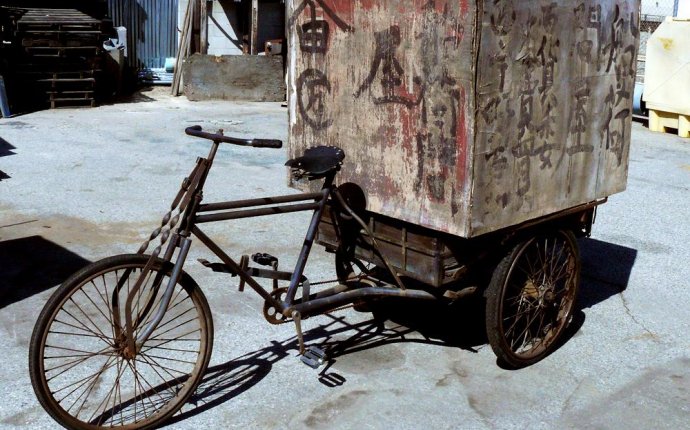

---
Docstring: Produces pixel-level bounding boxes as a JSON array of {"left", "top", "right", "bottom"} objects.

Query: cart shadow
[
  {"left": 0, "top": 235, "right": 91, "bottom": 308},
  {"left": 577, "top": 237, "right": 638, "bottom": 310},
  {"left": 510, "top": 237, "right": 638, "bottom": 370},
  {"left": 168, "top": 296, "right": 488, "bottom": 425}
]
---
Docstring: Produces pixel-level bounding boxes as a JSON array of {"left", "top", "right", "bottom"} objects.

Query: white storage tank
[{"left": 643, "top": 17, "right": 690, "bottom": 138}]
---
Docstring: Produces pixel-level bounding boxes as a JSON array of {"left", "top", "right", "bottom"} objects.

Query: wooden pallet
[
  {"left": 1, "top": 7, "right": 104, "bottom": 111},
  {"left": 649, "top": 109, "right": 690, "bottom": 138},
  {"left": 25, "top": 46, "right": 100, "bottom": 57},
  {"left": 14, "top": 67, "right": 98, "bottom": 79},
  {"left": 14, "top": 12, "right": 102, "bottom": 34},
  {"left": 49, "top": 92, "right": 95, "bottom": 109}
]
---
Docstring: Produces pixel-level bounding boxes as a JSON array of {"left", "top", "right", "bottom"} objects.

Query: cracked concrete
[
  {"left": 618, "top": 292, "right": 659, "bottom": 341},
  {"left": 1, "top": 87, "right": 689, "bottom": 429}
]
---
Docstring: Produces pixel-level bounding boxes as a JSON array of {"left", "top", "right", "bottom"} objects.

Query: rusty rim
[
  {"left": 496, "top": 231, "right": 579, "bottom": 362},
  {"left": 32, "top": 258, "right": 211, "bottom": 429}
]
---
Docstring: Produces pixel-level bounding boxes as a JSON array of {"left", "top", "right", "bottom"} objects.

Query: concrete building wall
[
  {"left": 207, "top": 0, "right": 244, "bottom": 55},
  {"left": 177, "top": 0, "right": 285, "bottom": 56},
  {"left": 178, "top": 0, "right": 244, "bottom": 55}
]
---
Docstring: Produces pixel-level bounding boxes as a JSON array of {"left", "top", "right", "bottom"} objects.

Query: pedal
[
  {"left": 252, "top": 252, "right": 278, "bottom": 267},
  {"left": 238, "top": 255, "right": 249, "bottom": 292},
  {"left": 300, "top": 346, "right": 327, "bottom": 369}
]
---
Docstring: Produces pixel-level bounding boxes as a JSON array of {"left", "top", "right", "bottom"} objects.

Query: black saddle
[{"left": 285, "top": 146, "right": 345, "bottom": 180}]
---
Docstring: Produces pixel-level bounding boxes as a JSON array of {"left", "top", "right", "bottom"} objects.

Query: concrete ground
[{"left": 1, "top": 88, "right": 689, "bottom": 429}]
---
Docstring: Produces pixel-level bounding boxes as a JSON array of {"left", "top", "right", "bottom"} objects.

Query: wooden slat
[
  {"left": 250, "top": 0, "right": 258, "bottom": 55},
  {"left": 37, "top": 78, "right": 96, "bottom": 83},
  {"left": 200, "top": 0, "right": 208, "bottom": 54}
]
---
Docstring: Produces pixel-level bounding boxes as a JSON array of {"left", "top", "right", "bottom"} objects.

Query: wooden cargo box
[{"left": 287, "top": 0, "right": 639, "bottom": 238}]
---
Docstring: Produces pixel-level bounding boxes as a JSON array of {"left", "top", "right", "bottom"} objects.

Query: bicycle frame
[{"left": 122, "top": 130, "right": 436, "bottom": 355}]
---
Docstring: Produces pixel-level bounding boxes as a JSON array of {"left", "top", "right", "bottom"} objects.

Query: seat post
[{"left": 321, "top": 171, "right": 337, "bottom": 190}]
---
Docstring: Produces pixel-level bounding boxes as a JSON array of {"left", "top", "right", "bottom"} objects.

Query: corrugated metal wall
[{"left": 107, "top": 0, "right": 178, "bottom": 69}]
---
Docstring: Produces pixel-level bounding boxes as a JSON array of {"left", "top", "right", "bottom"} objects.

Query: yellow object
[
  {"left": 644, "top": 18, "right": 690, "bottom": 138},
  {"left": 649, "top": 109, "right": 690, "bottom": 138}
]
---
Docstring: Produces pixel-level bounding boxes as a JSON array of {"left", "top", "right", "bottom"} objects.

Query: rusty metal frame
[
  {"left": 118, "top": 124, "right": 602, "bottom": 358},
  {"left": 124, "top": 127, "right": 433, "bottom": 354}
]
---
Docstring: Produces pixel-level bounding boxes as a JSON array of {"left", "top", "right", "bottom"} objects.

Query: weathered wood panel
[
  {"left": 287, "top": 0, "right": 476, "bottom": 236},
  {"left": 471, "top": 0, "right": 638, "bottom": 236},
  {"left": 287, "top": 0, "right": 639, "bottom": 238},
  {"left": 183, "top": 54, "right": 285, "bottom": 102}
]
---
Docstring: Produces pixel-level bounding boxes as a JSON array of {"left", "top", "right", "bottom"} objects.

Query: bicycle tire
[
  {"left": 29, "top": 254, "right": 214, "bottom": 430},
  {"left": 485, "top": 230, "right": 580, "bottom": 369}
]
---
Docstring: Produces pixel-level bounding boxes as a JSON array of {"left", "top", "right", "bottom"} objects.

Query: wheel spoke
[
  {"left": 61, "top": 354, "right": 118, "bottom": 413},
  {"left": 135, "top": 353, "right": 182, "bottom": 397},
  {"left": 44, "top": 345, "right": 113, "bottom": 375},
  {"left": 510, "top": 295, "right": 544, "bottom": 351},
  {"left": 33, "top": 257, "right": 209, "bottom": 429},
  {"left": 88, "top": 356, "right": 128, "bottom": 425},
  {"left": 147, "top": 316, "right": 200, "bottom": 341},
  {"left": 79, "top": 285, "right": 114, "bottom": 332},
  {"left": 488, "top": 231, "right": 580, "bottom": 367},
  {"left": 56, "top": 308, "right": 113, "bottom": 347},
  {"left": 135, "top": 283, "right": 184, "bottom": 333},
  {"left": 65, "top": 298, "right": 113, "bottom": 346},
  {"left": 128, "top": 358, "right": 172, "bottom": 412},
  {"left": 136, "top": 353, "right": 193, "bottom": 377}
]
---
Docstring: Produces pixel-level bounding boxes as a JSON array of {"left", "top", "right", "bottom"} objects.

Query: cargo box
[{"left": 287, "top": 0, "right": 639, "bottom": 238}]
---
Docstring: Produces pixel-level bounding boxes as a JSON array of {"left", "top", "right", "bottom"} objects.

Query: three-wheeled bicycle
[{"left": 29, "top": 125, "right": 598, "bottom": 429}]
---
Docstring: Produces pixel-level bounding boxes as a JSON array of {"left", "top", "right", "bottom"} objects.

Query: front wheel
[
  {"left": 485, "top": 230, "right": 580, "bottom": 369},
  {"left": 29, "top": 254, "right": 214, "bottom": 430}
]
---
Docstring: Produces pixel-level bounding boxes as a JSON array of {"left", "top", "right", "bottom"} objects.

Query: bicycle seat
[{"left": 286, "top": 146, "right": 345, "bottom": 180}]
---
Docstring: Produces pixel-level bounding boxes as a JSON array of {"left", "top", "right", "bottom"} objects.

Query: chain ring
[{"left": 263, "top": 287, "right": 291, "bottom": 325}]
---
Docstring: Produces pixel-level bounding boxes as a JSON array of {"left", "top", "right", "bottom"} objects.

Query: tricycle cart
[{"left": 28, "top": 0, "right": 639, "bottom": 429}]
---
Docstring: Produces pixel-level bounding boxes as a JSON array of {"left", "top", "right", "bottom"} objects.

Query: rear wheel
[
  {"left": 485, "top": 230, "right": 580, "bottom": 368},
  {"left": 29, "top": 254, "right": 213, "bottom": 429}
]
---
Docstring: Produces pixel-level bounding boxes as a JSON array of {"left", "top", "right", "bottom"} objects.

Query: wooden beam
[
  {"left": 191, "top": 0, "right": 200, "bottom": 53},
  {"left": 250, "top": 0, "right": 258, "bottom": 55},
  {"left": 172, "top": 0, "right": 194, "bottom": 96},
  {"left": 200, "top": 0, "right": 208, "bottom": 54}
]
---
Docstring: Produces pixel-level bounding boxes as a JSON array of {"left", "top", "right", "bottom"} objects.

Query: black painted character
[
  {"left": 290, "top": 0, "right": 353, "bottom": 54},
  {"left": 297, "top": 69, "right": 333, "bottom": 131},
  {"left": 354, "top": 25, "right": 423, "bottom": 107}
]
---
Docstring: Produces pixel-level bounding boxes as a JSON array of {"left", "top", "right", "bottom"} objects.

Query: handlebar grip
[
  {"left": 185, "top": 125, "right": 206, "bottom": 137},
  {"left": 252, "top": 139, "right": 283, "bottom": 149}
]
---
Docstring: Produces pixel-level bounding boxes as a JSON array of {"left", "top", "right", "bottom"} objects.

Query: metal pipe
[
  {"left": 135, "top": 236, "right": 192, "bottom": 349},
  {"left": 291, "top": 287, "right": 438, "bottom": 316},
  {"left": 284, "top": 187, "right": 332, "bottom": 305},
  {"left": 198, "top": 192, "right": 323, "bottom": 212},
  {"left": 192, "top": 226, "right": 282, "bottom": 308},
  {"left": 195, "top": 202, "right": 320, "bottom": 223}
]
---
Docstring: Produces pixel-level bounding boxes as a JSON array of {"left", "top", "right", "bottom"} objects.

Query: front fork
[
  {"left": 107, "top": 234, "right": 191, "bottom": 358},
  {"left": 115, "top": 187, "right": 203, "bottom": 357}
]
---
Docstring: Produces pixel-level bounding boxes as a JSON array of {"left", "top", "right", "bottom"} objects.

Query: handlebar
[{"left": 185, "top": 125, "right": 282, "bottom": 149}]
